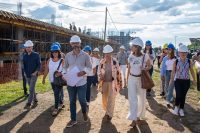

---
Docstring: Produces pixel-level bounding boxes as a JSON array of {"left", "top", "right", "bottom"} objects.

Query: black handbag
[{"left": 53, "top": 59, "right": 67, "bottom": 86}]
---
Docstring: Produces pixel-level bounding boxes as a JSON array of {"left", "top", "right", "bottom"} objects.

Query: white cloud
[{"left": 0, "top": 0, "right": 200, "bottom": 47}]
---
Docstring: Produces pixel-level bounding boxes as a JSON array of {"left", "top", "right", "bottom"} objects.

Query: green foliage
[{"left": 0, "top": 76, "right": 51, "bottom": 106}]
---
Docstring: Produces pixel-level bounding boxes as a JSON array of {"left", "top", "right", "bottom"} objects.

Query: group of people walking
[{"left": 20, "top": 34, "right": 199, "bottom": 128}]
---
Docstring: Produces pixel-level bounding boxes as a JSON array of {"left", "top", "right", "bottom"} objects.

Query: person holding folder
[{"left": 64, "top": 35, "right": 92, "bottom": 128}]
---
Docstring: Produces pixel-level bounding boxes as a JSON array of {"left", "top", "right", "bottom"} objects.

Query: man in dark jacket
[{"left": 23, "top": 40, "right": 41, "bottom": 109}]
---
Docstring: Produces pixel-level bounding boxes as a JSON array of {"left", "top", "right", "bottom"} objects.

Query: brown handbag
[{"left": 141, "top": 55, "right": 155, "bottom": 89}]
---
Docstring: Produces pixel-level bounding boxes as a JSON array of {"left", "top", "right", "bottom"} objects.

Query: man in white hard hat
[
  {"left": 117, "top": 45, "right": 128, "bottom": 88},
  {"left": 23, "top": 40, "right": 41, "bottom": 109},
  {"left": 64, "top": 35, "right": 92, "bottom": 128}
]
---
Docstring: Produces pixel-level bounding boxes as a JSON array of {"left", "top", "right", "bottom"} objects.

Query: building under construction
[{"left": 0, "top": 10, "right": 119, "bottom": 83}]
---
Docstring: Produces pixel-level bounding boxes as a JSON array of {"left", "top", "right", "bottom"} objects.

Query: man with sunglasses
[
  {"left": 64, "top": 35, "right": 92, "bottom": 128},
  {"left": 23, "top": 40, "right": 41, "bottom": 109}
]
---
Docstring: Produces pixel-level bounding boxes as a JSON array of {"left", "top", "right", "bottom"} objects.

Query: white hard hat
[
  {"left": 24, "top": 40, "right": 34, "bottom": 47},
  {"left": 70, "top": 35, "right": 81, "bottom": 43},
  {"left": 120, "top": 45, "right": 125, "bottom": 49},
  {"left": 103, "top": 45, "right": 113, "bottom": 53},
  {"left": 129, "top": 37, "right": 144, "bottom": 48},
  {"left": 93, "top": 47, "right": 99, "bottom": 52},
  {"left": 178, "top": 44, "right": 188, "bottom": 52}
]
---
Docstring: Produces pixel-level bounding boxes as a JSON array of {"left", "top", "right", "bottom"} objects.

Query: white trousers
[
  {"left": 120, "top": 65, "right": 127, "bottom": 86},
  {"left": 127, "top": 75, "right": 146, "bottom": 121}
]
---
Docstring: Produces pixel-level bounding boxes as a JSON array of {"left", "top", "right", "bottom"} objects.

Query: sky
[{"left": 0, "top": 0, "right": 200, "bottom": 47}]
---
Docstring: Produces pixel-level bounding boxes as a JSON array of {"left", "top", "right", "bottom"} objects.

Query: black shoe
[
  {"left": 24, "top": 93, "right": 29, "bottom": 97},
  {"left": 146, "top": 92, "right": 151, "bottom": 97},
  {"left": 24, "top": 103, "right": 31, "bottom": 110},
  {"left": 160, "top": 92, "right": 165, "bottom": 96},
  {"left": 83, "top": 113, "right": 89, "bottom": 122},
  {"left": 31, "top": 101, "right": 38, "bottom": 109},
  {"left": 104, "top": 114, "right": 112, "bottom": 121}
]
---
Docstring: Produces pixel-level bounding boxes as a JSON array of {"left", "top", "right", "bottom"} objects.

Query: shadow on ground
[
  {"left": 16, "top": 106, "right": 56, "bottom": 133},
  {"left": 0, "top": 96, "right": 27, "bottom": 114},
  {"left": 0, "top": 110, "right": 29, "bottom": 133},
  {"left": 99, "top": 116, "right": 118, "bottom": 133}
]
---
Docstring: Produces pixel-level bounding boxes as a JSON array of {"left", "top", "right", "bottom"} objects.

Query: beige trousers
[{"left": 102, "top": 82, "right": 116, "bottom": 117}]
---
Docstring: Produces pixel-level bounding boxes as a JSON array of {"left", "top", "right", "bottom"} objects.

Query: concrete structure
[
  {"left": 107, "top": 32, "right": 131, "bottom": 50},
  {"left": 0, "top": 10, "right": 119, "bottom": 61}
]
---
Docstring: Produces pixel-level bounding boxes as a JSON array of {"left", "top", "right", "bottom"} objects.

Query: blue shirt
[
  {"left": 160, "top": 56, "right": 168, "bottom": 76},
  {"left": 23, "top": 52, "right": 41, "bottom": 78}
]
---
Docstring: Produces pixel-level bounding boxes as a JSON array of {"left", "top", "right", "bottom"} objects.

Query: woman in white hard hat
[
  {"left": 98, "top": 44, "right": 122, "bottom": 121},
  {"left": 91, "top": 47, "right": 101, "bottom": 86},
  {"left": 127, "top": 37, "right": 151, "bottom": 127},
  {"left": 170, "top": 44, "right": 196, "bottom": 116}
]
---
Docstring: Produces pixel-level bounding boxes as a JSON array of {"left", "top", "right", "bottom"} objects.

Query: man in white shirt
[{"left": 64, "top": 35, "right": 92, "bottom": 128}]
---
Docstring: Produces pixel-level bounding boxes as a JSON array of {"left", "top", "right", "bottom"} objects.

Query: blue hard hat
[
  {"left": 83, "top": 45, "right": 92, "bottom": 52},
  {"left": 145, "top": 40, "right": 152, "bottom": 46},
  {"left": 51, "top": 42, "right": 61, "bottom": 48},
  {"left": 168, "top": 43, "right": 175, "bottom": 49},
  {"left": 51, "top": 44, "right": 60, "bottom": 51}
]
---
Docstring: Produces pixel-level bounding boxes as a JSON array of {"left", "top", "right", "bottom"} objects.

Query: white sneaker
[
  {"left": 179, "top": 109, "right": 185, "bottom": 117},
  {"left": 172, "top": 106, "right": 179, "bottom": 116}
]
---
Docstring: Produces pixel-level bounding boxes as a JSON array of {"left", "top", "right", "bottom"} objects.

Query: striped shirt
[{"left": 175, "top": 58, "right": 190, "bottom": 80}]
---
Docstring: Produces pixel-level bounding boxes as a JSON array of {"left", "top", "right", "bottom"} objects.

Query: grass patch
[{"left": 0, "top": 76, "right": 51, "bottom": 106}]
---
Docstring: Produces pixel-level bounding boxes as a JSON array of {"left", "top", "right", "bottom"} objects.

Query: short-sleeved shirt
[
  {"left": 117, "top": 52, "right": 128, "bottom": 65},
  {"left": 64, "top": 50, "right": 92, "bottom": 86},
  {"left": 128, "top": 54, "right": 149, "bottom": 75},
  {"left": 166, "top": 58, "right": 176, "bottom": 70}
]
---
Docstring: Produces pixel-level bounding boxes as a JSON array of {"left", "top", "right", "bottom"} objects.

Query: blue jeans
[
  {"left": 26, "top": 75, "right": 38, "bottom": 104},
  {"left": 67, "top": 84, "right": 87, "bottom": 121},
  {"left": 165, "top": 70, "right": 174, "bottom": 102},
  {"left": 86, "top": 76, "right": 94, "bottom": 103},
  {"left": 51, "top": 83, "right": 63, "bottom": 109},
  {"left": 60, "top": 87, "right": 64, "bottom": 103}
]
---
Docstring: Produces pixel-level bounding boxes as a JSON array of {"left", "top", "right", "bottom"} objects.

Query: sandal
[
  {"left": 137, "top": 119, "right": 147, "bottom": 125},
  {"left": 129, "top": 121, "right": 137, "bottom": 127}
]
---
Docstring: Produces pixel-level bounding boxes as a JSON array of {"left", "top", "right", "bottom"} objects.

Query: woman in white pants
[{"left": 127, "top": 37, "right": 151, "bottom": 127}]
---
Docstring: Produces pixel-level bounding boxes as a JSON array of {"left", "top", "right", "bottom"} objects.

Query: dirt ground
[{"left": 0, "top": 80, "right": 200, "bottom": 133}]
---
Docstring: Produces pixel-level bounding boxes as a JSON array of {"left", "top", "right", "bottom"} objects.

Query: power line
[
  {"left": 107, "top": 8, "right": 119, "bottom": 33},
  {"left": 107, "top": 21, "right": 200, "bottom": 25},
  {"left": 49, "top": 0, "right": 104, "bottom": 13}
]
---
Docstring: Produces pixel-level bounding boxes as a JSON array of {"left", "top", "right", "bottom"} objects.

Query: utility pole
[
  {"left": 104, "top": 7, "right": 108, "bottom": 43},
  {"left": 17, "top": 2, "right": 22, "bottom": 16}
]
